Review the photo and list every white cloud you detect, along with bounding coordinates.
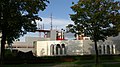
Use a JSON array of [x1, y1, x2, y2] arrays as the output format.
[[35, 17, 74, 30]]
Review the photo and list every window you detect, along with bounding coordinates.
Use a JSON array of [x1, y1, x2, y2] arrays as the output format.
[[56, 44, 61, 55], [50, 43, 67, 56], [98, 45, 102, 54], [103, 45, 105, 54], [61, 44, 66, 55], [107, 45, 110, 54], [50, 44, 54, 55]]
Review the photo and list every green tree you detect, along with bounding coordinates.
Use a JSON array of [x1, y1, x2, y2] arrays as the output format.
[[67, 0, 120, 65], [0, 0, 49, 64]]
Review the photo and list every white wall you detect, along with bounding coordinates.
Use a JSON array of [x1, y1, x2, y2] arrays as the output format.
[[34, 40, 84, 56], [34, 39, 120, 57], [67, 40, 83, 55], [11, 37, 51, 52], [10, 33, 120, 56]]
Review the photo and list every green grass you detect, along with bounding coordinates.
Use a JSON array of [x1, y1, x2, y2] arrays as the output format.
[[103, 63, 120, 67], [2, 55, 120, 67], [2, 62, 120, 67], [1, 64, 57, 67]]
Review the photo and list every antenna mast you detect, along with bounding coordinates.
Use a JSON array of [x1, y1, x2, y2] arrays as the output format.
[[50, 13, 53, 30]]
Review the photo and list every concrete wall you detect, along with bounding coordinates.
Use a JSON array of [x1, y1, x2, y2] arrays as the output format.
[[82, 38, 120, 55], [34, 41, 64, 56], [66, 40, 83, 55], [12, 42, 33, 52], [25, 37, 50, 43], [50, 30, 57, 40], [10, 34, 120, 56], [83, 40, 95, 55], [34, 40, 84, 56], [12, 38, 120, 56], [11, 37, 51, 52]]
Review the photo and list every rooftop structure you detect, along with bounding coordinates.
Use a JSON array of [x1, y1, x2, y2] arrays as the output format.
[[106, 0, 114, 2]]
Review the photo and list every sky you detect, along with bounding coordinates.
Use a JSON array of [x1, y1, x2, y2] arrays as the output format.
[[37, 0, 79, 30], [36, 0, 119, 30], [19, 0, 119, 41]]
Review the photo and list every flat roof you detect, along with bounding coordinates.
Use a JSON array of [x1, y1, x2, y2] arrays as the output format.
[[36, 29, 50, 32]]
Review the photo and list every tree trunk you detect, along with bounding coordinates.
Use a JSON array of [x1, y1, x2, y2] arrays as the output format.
[[0, 30, 6, 64], [94, 40, 99, 66]]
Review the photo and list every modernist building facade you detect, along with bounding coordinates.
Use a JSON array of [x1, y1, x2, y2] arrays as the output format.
[[33, 39, 117, 57], [4, 30, 120, 56], [33, 40, 83, 56]]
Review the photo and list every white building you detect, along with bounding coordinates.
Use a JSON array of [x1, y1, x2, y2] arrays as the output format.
[[33, 39, 117, 57], [5, 29, 120, 57], [33, 40, 83, 56]]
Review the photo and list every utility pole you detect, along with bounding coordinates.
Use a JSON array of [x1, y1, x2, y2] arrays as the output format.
[[50, 13, 53, 30]]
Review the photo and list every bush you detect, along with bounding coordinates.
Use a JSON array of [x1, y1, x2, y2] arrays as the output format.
[[5, 49, 15, 58]]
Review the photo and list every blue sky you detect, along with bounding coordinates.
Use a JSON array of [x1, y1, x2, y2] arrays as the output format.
[[37, 0, 119, 30], [39, 0, 78, 19], [39, 0, 119, 19], [36, 0, 79, 30]]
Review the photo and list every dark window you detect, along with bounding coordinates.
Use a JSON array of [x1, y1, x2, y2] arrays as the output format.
[[107, 45, 110, 54], [98, 45, 102, 54], [56, 44, 61, 55], [61, 44, 66, 55], [50, 44, 54, 55], [103, 45, 105, 54]]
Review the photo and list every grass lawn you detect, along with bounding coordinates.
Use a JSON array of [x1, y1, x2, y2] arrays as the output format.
[[2, 62, 120, 67], [2, 55, 120, 67], [2, 59, 120, 67], [1, 64, 57, 67]]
